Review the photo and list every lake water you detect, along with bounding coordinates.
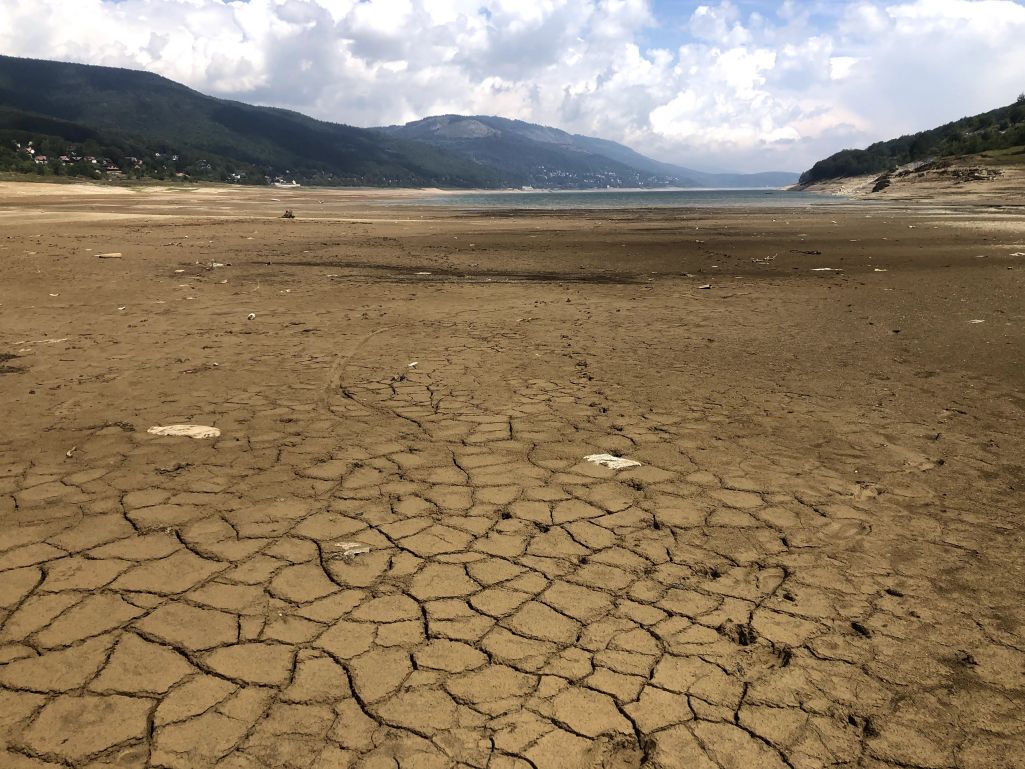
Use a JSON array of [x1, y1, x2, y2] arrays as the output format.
[[411, 188, 845, 210]]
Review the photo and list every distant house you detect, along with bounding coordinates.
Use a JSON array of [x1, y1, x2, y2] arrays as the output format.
[[34, 155, 47, 164]]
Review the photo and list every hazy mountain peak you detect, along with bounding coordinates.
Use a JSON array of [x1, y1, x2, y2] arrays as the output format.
[[378, 113, 798, 189], [402, 116, 499, 140]]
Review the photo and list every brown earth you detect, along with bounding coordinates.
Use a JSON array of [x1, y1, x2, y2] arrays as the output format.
[[1, 182, 1024, 769], [798, 155, 1025, 202]]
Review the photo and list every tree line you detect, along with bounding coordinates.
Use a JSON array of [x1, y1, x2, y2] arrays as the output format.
[[800, 97, 1025, 184]]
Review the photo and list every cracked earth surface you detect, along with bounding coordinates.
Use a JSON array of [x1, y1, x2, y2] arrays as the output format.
[[1, 185, 1024, 768]]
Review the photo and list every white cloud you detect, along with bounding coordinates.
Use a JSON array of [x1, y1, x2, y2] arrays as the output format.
[[689, 1, 752, 46], [1, 0, 1025, 172], [829, 56, 858, 80]]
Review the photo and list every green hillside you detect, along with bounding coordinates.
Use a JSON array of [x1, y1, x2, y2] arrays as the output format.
[[0, 54, 797, 189], [0, 55, 503, 186], [800, 97, 1025, 184]]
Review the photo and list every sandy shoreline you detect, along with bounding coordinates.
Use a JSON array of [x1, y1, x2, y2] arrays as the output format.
[[797, 158, 1025, 205], [1, 182, 1023, 769]]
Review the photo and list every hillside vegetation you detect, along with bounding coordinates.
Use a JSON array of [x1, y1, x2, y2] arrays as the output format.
[[0, 55, 502, 187], [0, 54, 796, 189], [800, 97, 1025, 184]]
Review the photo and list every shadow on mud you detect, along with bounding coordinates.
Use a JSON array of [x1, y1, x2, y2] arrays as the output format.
[[0, 352, 24, 374], [261, 260, 645, 284]]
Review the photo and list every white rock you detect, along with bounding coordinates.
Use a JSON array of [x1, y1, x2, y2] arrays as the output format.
[[584, 453, 642, 470]]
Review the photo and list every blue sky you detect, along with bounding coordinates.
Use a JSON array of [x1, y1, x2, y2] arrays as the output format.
[[2, 0, 1025, 172], [643, 1, 844, 48]]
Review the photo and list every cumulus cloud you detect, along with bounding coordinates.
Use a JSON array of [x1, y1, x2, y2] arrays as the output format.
[[1, 0, 1024, 172]]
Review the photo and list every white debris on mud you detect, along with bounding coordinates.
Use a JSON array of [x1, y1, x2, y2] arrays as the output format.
[[147, 425, 221, 439], [334, 541, 371, 558], [584, 453, 642, 470]]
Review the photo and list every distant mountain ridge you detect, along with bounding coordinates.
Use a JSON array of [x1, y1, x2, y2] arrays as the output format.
[[800, 97, 1025, 185], [0, 55, 500, 187], [376, 115, 798, 189], [0, 54, 797, 188]]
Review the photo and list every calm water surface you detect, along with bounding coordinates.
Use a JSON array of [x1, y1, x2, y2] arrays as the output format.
[[409, 188, 846, 210]]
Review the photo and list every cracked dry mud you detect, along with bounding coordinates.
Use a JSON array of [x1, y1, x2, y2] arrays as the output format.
[[1, 184, 1024, 769]]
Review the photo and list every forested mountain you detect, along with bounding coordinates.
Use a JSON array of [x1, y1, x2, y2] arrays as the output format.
[[0, 54, 797, 189], [800, 97, 1025, 184], [0, 55, 503, 186]]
